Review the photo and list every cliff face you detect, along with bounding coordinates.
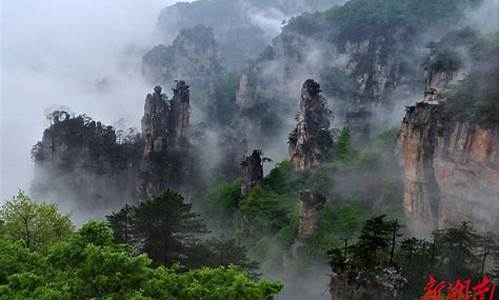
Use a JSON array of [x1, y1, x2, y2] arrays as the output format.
[[31, 81, 194, 214], [289, 79, 334, 170], [286, 190, 326, 265], [397, 102, 499, 235], [139, 82, 192, 197], [329, 267, 406, 300], [143, 25, 222, 85], [142, 86, 170, 158], [31, 112, 141, 214], [434, 122, 498, 232], [294, 190, 326, 247], [396, 27, 499, 236], [240, 150, 264, 198], [154, 0, 335, 70], [236, 17, 423, 143], [142, 82, 190, 158]]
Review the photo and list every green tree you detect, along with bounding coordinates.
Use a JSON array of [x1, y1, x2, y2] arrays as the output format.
[[201, 179, 241, 228], [106, 204, 134, 244], [353, 215, 395, 269], [109, 190, 208, 266], [0, 221, 283, 300], [188, 237, 260, 277], [325, 127, 355, 161], [0, 191, 72, 252], [399, 237, 434, 299], [433, 222, 483, 280]]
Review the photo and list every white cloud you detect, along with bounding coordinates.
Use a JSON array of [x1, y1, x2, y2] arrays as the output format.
[[0, 0, 184, 200]]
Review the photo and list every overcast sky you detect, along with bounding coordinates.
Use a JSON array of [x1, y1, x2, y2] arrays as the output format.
[[1, 0, 187, 201]]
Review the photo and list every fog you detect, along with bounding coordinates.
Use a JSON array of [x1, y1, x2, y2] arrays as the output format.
[[0, 0, 189, 201]]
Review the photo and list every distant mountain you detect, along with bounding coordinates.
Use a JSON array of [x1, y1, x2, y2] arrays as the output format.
[[154, 0, 342, 70]]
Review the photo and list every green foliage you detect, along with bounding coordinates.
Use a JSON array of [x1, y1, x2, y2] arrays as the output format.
[[108, 190, 259, 274], [432, 222, 491, 280], [138, 266, 283, 300], [399, 223, 499, 298], [77, 221, 115, 247], [108, 190, 208, 267], [327, 218, 499, 299], [106, 204, 134, 244], [306, 202, 364, 257], [263, 160, 305, 194], [189, 238, 260, 277], [201, 179, 241, 227], [371, 180, 404, 220], [0, 236, 43, 285], [439, 88, 456, 99], [285, 0, 477, 42], [442, 64, 499, 127], [327, 128, 352, 160], [0, 191, 72, 252], [327, 215, 403, 280], [210, 126, 404, 272], [376, 128, 399, 147], [435, 29, 499, 128], [239, 187, 290, 233], [0, 220, 282, 300]]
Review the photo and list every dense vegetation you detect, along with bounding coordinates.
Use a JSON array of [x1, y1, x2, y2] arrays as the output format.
[[107, 190, 259, 273], [21, 0, 499, 298], [201, 127, 404, 273], [30, 114, 142, 211], [328, 216, 498, 299], [285, 0, 479, 41], [0, 192, 283, 299]]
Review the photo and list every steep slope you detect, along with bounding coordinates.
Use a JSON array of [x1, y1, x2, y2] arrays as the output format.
[[31, 82, 202, 218], [30, 112, 142, 217], [237, 0, 481, 143], [154, 0, 340, 70], [143, 25, 222, 85], [396, 31, 499, 235]]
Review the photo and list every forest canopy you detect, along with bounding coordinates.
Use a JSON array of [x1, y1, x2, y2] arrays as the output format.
[[0, 192, 283, 300]]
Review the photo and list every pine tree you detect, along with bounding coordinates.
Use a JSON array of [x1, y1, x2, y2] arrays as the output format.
[[433, 222, 483, 280], [106, 204, 133, 244], [354, 215, 394, 270], [133, 190, 208, 266]]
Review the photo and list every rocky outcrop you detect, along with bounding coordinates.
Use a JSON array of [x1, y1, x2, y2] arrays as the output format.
[[290, 190, 326, 256], [240, 150, 264, 198], [397, 102, 499, 235], [143, 25, 222, 85], [296, 190, 326, 242], [289, 79, 334, 170], [422, 28, 480, 101], [31, 112, 141, 215], [434, 121, 498, 232], [142, 86, 170, 158], [154, 0, 335, 70], [31, 81, 199, 213], [142, 82, 190, 158], [235, 16, 424, 144], [329, 268, 407, 300], [139, 82, 191, 197], [397, 28, 499, 235], [171, 80, 190, 139], [396, 102, 442, 234], [236, 66, 256, 110]]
